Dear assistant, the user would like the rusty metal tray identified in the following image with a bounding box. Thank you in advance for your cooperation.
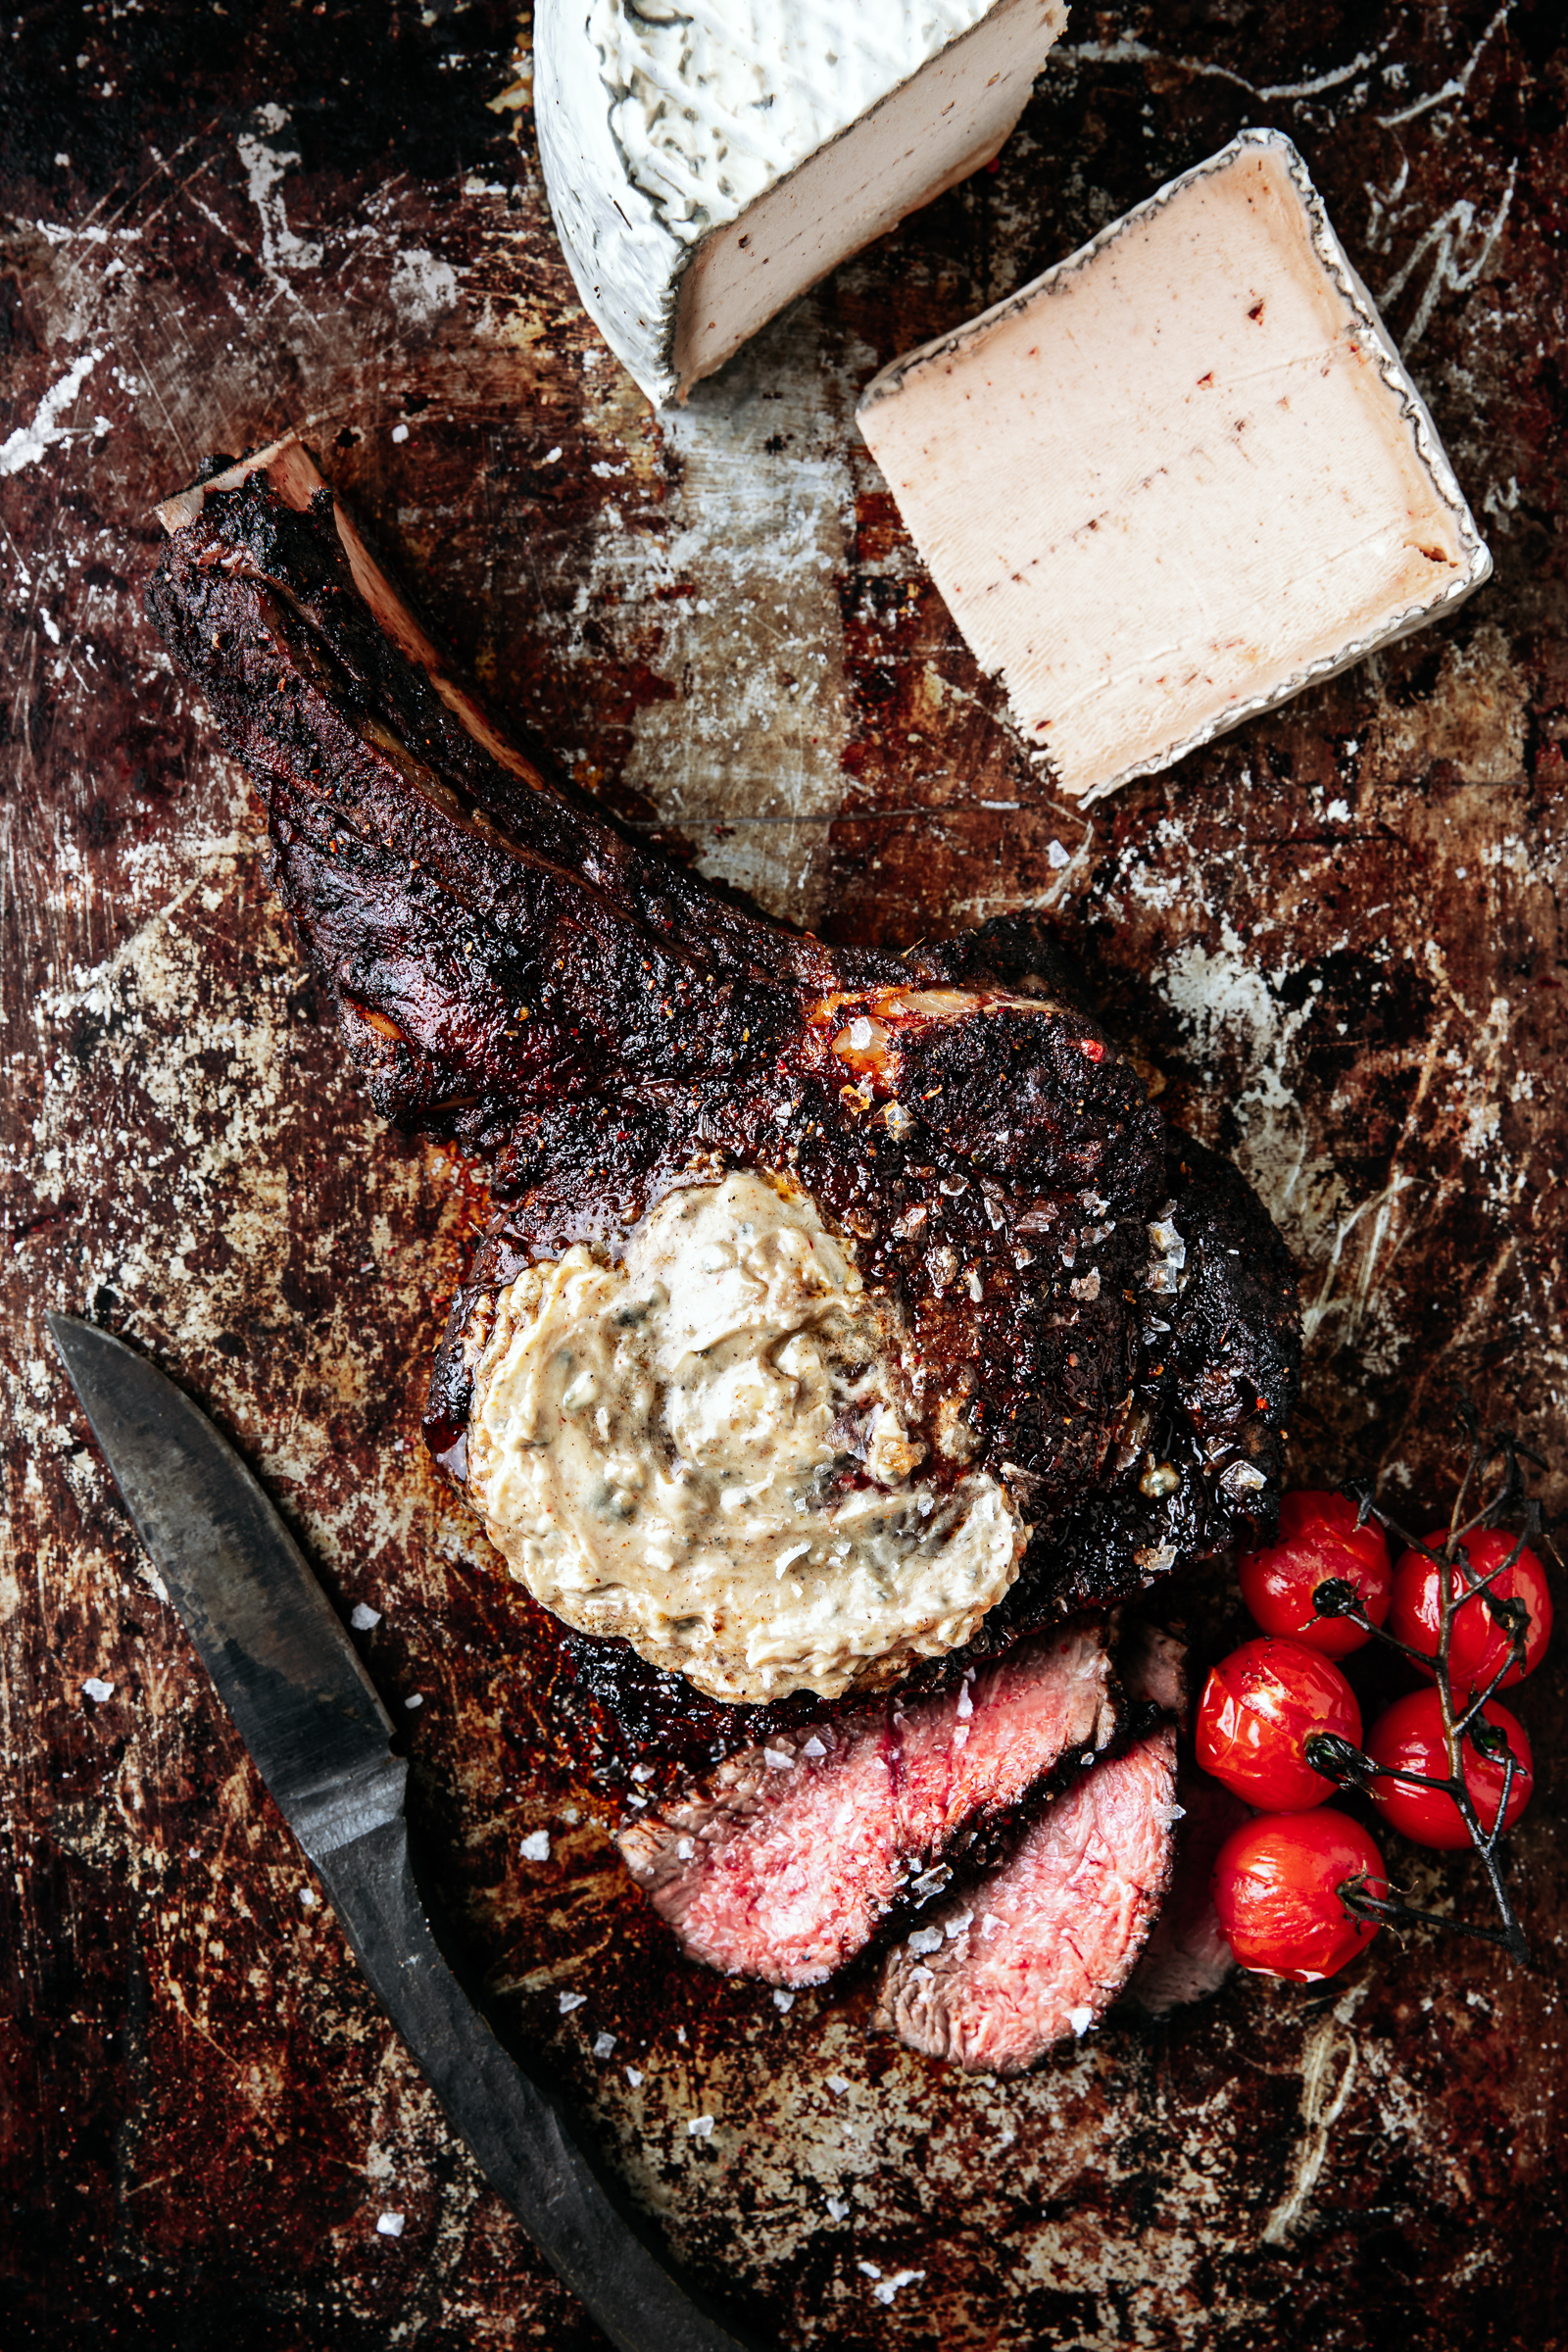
[3,3,1563,2342]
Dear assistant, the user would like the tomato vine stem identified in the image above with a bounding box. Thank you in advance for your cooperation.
[1301,1407,1556,1971]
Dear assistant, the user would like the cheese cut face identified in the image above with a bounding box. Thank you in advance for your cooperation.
[466,1171,1025,1704]
[534,0,1067,406]
[857,129,1492,802]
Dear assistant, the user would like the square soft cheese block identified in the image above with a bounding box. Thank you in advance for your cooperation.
[857,129,1491,802]
[536,0,1068,407]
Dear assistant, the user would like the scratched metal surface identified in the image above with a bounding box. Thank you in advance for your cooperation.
[2,2,1565,2345]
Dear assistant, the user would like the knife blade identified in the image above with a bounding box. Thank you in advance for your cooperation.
[47,1312,761,2352]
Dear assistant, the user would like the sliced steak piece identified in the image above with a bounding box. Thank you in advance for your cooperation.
[1123,1767,1248,2016]
[616,1617,1117,1986]
[1117,1617,1186,1717]
[872,1625,1183,2073]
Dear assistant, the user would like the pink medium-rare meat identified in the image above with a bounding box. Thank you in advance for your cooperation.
[1115,1617,1186,1718]
[872,1624,1183,2072]
[616,1618,1117,1986]
[1124,1767,1248,2016]
[873,1718,1178,2071]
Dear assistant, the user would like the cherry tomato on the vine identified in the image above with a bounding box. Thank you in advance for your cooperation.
[1389,1529,1552,1693]
[1366,1688,1534,1850]
[1237,1490,1392,1657]
[1211,1810,1387,1982]
[1196,1637,1362,1809]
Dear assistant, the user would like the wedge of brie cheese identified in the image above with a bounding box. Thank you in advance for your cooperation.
[534,0,1067,406]
[857,129,1492,801]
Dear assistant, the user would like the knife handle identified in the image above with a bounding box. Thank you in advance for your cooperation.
[313,1817,765,2352]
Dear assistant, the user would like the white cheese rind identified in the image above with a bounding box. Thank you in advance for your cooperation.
[857,128,1492,801]
[535,0,1066,405]
[466,1171,1024,1703]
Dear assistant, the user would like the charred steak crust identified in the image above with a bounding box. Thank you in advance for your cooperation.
[146,455,1300,1714]
[1038,1128,1301,1613]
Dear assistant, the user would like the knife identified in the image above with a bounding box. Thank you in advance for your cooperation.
[47,1312,762,2352]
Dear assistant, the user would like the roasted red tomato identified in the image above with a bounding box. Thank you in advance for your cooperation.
[1211,1810,1387,1982]
[1237,1490,1392,1657]
[1366,1689,1534,1850]
[1196,1637,1362,1809]
[1389,1529,1552,1693]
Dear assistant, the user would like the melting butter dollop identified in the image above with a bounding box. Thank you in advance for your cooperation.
[467,1170,1023,1703]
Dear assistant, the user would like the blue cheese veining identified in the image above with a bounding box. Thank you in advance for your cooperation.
[466,1170,1024,1702]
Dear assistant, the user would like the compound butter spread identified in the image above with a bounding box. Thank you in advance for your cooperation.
[467,1170,1023,1702]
